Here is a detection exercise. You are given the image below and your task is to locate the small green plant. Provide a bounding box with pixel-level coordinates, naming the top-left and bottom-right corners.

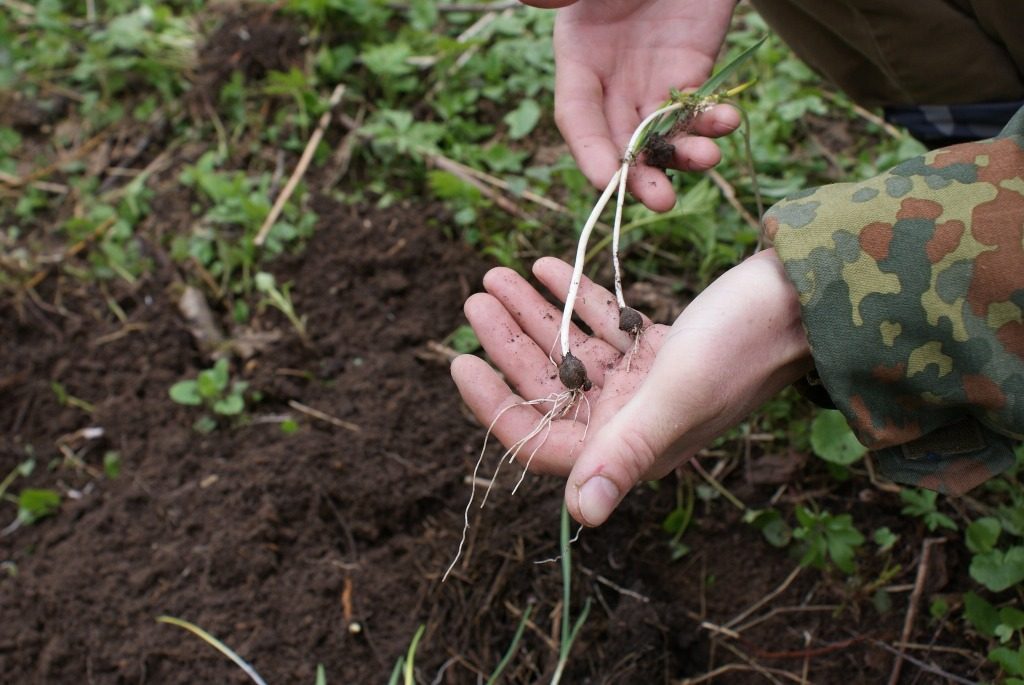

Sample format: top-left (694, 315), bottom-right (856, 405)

top-left (872, 526), bottom-right (899, 554)
top-left (169, 358), bottom-right (248, 433)
top-left (964, 593), bottom-right (1024, 683)
top-left (662, 477), bottom-right (696, 561)
top-left (745, 507), bottom-right (793, 548)
top-left (487, 604), bottom-right (533, 685)
top-left (50, 381), bottom-right (96, 414)
top-left (158, 614), bottom-right (328, 684)
top-left (103, 451), bottom-right (122, 479)
top-left (966, 516), bottom-right (1024, 592)
top-left (442, 324), bottom-right (481, 354)
top-left (13, 488), bottom-right (62, 527)
top-left (388, 624), bottom-right (425, 685)
top-left (0, 459), bottom-right (62, 534)
top-left (900, 488), bottom-right (958, 532)
top-left (255, 272), bottom-right (310, 345)
top-left (792, 506), bottom-right (865, 574)
top-left (175, 152), bottom-right (317, 294)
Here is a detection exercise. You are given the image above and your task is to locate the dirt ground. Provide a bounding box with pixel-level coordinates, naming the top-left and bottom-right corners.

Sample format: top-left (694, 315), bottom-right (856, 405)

top-left (0, 7), bottom-right (994, 685)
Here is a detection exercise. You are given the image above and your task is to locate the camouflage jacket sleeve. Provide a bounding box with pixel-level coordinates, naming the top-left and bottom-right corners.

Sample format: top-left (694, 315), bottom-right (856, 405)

top-left (764, 105), bottom-right (1024, 495)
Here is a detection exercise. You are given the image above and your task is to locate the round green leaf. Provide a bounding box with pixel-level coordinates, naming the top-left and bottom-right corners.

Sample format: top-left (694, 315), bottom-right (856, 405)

top-left (169, 380), bottom-right (202, 406)
top-left (966, 517), bottom-right (1002, 554)
top-left (213, 394), bottom-right (244, 416)
top-left (810, 410), bottom-right (867, 465)
top-left (970, 546), bottom-right (1024, 592)
top-left (503, 99), bottom-right (541, 140)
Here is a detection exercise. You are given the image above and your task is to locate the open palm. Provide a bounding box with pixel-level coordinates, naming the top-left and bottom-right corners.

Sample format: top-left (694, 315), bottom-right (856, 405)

top-left (526, 0), bottom-right (740, 211)
top-left (452, 258), bottom-right (670, 476)
top-left (452, 252), bottom-right (812, 526)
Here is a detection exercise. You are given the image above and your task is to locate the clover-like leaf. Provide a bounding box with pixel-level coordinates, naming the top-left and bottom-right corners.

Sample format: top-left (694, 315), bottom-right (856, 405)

top-left (970, 546), bottom-right (1024, 592)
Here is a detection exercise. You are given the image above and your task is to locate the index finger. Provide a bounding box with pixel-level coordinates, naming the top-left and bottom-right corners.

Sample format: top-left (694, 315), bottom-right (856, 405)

top-left (553, 59), bottom-right (621, 193)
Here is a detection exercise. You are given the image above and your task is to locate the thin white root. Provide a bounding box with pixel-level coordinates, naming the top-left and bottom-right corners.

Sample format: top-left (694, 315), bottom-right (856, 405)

top-left (512, 390), bottom-right (592, 495)
top-left (623, 327), bottom-right (643, 374)
top-left (533, 524), bottom-right (584, 565)
top-left (443, 389), bottom-right (583, 583)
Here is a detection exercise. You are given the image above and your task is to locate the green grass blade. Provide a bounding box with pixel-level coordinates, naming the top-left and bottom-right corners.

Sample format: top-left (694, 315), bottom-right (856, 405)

top-left (156, 615), bottom-right (268, 685)
top-left (388, 656), bottom-right (404, 685)
top-left (404, 624), bottom-right (426, 685)
top-left (552, 503), bottom-right (590, 685)
top-left (487, 604), bottom-right (533, 685)
top-left (314, 663), bottom-right (327, 685)
top-left (559, 503), bottom-right (571, 650)
top-left (567, 598), bottom-right (592, 646)
top-left (694, 36), bottom-right (767, 98)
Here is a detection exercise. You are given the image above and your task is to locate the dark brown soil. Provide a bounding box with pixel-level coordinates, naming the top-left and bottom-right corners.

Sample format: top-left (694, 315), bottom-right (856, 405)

top-left (642, 133), bottom-right (677, 171)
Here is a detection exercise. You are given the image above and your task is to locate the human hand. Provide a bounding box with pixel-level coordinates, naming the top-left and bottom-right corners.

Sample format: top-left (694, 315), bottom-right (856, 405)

top-left (520, 0), bottom-right (742, 211)
top-left (451, 251), bottom-right (812, 526)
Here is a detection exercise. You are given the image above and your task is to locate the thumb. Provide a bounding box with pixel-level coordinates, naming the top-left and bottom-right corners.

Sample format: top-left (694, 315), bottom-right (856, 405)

top-left (564, 337), bottom-right (713, 526)
top-left (565, 405), bottom-right (682, 527)
top-left (563, 250), bottom-right (811, 527)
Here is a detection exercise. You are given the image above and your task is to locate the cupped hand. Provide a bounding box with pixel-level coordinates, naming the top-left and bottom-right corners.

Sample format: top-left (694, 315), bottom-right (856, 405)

top-left (520, 0), bottom-right (741, 211)
top-left (451, 251), bottom-right (812, 527)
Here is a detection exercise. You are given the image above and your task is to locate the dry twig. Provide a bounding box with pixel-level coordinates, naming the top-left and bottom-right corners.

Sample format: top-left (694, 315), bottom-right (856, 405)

top-left (820, 90), bottom-right (905, 139)
top-left (254, 84), bottom-right (347, 246)
top-left (872, 639), bottom-right (978, 685)
top-left (1, 127), bottom-right (111, 188)
top-left (888, 537), bottom-right (945, 685)
top-left (429, 154), bottom-right (532, 220)
top-left (288, 399), bottom-right (360, 433)
top-left (725, 566), bottom-right (802, 630)
top-left (708, 169), bottom-right (760, 233)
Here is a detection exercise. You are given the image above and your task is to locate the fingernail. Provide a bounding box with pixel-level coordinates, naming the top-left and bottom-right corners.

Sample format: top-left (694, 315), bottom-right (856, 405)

top-left (577, 476), bottom-right (619, 526)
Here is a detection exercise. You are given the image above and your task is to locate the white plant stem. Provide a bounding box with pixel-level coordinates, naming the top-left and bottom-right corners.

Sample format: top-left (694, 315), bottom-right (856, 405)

top-left (561, 101), bottom-right (685, 356)
top-left (610, 160), bottom-right (629, 310)
top-left (559, 168), bottom-right (621, 358)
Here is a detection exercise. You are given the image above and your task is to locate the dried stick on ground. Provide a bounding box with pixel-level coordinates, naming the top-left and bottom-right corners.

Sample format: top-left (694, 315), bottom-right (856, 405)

top-left (872, 639), bottom-right (978, 685)
top-left (725, 565), bottom-right (802, 630)
top-left (429, 155), bottom-right (533, 220)
top-left (888, 537), bottom-right (945, 685)
top-left (254, 84), bottom-right (347, 246)
top-left (288, 399), bottom-right (361, 433)
top-left (820, 90), bottom-right (905, 139)
top-left (324, 106), bottom-right (365, 188)
top-left (708, 169), bottom-right (760, 233)
top-left (0, 127), bottom-right (111, 188)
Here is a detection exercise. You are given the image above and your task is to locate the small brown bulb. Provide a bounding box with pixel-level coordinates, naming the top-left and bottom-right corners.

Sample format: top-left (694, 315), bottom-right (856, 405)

top-left (559, 352), bottom-right (592, 391)
top-left (642, 133), bottom-right (676, 170)
top-left (618, 306), bottom-right (643, 335)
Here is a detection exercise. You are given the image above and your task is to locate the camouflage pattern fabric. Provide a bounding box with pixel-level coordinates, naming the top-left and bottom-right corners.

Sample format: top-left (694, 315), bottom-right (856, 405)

top-left (765, 105), bottom-right (1024, 495)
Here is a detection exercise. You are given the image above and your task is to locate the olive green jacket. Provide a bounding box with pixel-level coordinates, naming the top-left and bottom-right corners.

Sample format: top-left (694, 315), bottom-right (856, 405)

top-left (750, 0), bottom-right (1024, 107)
